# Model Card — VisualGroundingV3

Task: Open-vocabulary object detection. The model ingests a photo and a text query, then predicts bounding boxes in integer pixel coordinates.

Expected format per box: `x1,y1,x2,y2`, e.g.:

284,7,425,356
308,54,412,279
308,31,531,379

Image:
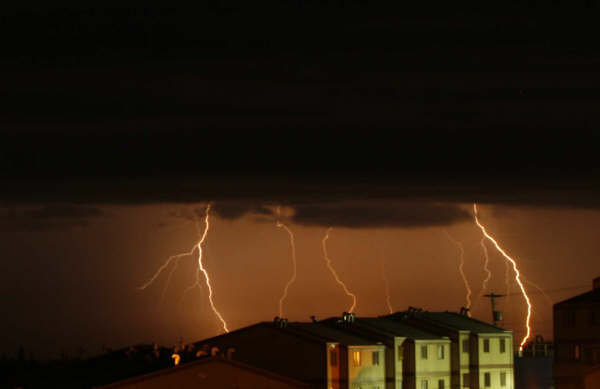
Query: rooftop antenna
484,291,506,326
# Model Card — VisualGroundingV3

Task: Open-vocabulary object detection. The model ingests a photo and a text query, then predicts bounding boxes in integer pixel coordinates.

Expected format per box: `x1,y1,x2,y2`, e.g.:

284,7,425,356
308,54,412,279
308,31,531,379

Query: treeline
1,344,172,389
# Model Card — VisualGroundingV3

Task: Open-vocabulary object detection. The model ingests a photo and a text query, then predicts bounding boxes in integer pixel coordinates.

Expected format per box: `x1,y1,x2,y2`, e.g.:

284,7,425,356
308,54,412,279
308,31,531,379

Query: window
462,373,470,387
575,345,581,360
397,345,404,361
421,345,428,359
462,339,469,353
484,372,491,387
500,338,506,353
438,379,445,389
500,372,507,387
330,350,338,366
564,310,576,327
421,379,429,389
437,345,445,359
352,350,362,366
483,339,490,353
372,351,380,366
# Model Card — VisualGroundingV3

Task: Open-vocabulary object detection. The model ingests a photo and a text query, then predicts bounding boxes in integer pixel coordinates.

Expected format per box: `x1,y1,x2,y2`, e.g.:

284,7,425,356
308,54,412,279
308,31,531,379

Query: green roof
387,311,509,334
287,323,381,346
357,317,447,340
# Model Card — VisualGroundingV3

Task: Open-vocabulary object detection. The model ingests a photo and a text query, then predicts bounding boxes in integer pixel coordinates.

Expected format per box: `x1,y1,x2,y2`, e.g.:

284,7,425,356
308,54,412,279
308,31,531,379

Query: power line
504,284,588,297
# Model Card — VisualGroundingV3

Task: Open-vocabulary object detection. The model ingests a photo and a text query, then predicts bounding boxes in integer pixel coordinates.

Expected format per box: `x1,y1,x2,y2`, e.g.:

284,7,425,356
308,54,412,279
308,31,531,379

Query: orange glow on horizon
322,227,357,313
473,203,532,351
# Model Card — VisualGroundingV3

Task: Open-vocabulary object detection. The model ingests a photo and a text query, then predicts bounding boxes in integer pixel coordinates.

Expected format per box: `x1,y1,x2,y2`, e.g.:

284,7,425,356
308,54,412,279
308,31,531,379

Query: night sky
2,3,600,359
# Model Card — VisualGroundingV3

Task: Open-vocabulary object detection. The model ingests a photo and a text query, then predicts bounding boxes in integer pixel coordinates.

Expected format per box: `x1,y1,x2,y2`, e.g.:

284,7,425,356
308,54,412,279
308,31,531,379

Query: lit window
500,338,506,353
484,372,491,387
438,345,445,360
462,339,469,354
500,372,506,387
575,345,581,360
372,351,380,366
421,379,428,389
330,350,338,367
397,345,404,361
352,350,362,366
421,345,428,359
438,379,445,389
483,339,490,353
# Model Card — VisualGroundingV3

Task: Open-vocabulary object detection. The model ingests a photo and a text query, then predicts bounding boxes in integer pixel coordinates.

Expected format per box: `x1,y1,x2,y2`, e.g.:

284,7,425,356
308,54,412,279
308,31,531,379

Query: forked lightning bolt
276,208,298,318
322,228,357,313
138,204,229,333
444,231,472,313
473,203,532,351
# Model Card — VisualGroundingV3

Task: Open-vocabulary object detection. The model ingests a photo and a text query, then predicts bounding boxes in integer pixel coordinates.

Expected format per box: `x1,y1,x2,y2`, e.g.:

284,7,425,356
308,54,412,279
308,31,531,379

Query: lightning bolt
380,256,393,314
472,237,494,310
480,238,492,293
138,249,196,292
276,207,297,318
196,204,229,333
139,204,229,333
473,203,532,351
521,275,553,307
322,227,357,313
444,231,472,313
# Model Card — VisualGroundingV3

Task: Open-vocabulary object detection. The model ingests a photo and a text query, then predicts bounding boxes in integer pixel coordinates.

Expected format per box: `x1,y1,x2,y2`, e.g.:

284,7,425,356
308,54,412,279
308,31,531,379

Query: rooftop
555,289,600,306
388,311,509,334
358,317,448,340
287,322,381,346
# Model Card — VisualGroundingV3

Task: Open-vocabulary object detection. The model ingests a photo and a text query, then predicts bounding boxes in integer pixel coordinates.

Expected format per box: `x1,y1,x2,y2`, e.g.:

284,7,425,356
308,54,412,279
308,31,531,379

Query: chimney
594,277,600,291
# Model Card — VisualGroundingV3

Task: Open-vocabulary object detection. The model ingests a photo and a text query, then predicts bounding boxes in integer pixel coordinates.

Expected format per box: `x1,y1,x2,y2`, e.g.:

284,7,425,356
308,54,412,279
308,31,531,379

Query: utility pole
484,292,506,326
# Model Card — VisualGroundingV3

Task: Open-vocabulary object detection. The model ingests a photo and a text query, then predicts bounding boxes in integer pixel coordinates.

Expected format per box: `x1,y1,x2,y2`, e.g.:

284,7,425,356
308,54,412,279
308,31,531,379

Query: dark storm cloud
167,202,275,223
168,200,471,229
23,205,104,220
0,205,105,231
290,202,471,229
212,203,273,220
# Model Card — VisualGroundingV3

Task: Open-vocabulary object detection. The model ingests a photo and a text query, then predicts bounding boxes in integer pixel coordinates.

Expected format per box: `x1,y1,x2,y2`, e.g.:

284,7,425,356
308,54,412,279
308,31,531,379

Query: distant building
98,356,309,388
321,315,452,389
553,276,600,389
387,309,515,389
191,317,386,389
514,335,554,389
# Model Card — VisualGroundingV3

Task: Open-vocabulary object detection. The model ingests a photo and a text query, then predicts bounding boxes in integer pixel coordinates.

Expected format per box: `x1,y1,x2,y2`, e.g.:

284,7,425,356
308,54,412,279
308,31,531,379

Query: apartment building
322,315,451,389
388,310,514,389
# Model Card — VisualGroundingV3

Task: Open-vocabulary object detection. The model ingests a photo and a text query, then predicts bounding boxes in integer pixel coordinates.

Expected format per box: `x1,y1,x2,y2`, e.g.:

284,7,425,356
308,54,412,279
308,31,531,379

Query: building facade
322,316,452,389
388,310,514,389
553,276,600,389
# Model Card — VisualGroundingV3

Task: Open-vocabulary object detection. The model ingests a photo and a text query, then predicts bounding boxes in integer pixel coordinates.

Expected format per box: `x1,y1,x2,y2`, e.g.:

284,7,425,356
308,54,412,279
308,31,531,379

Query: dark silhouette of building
98,356,309,388
553,276,600,389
